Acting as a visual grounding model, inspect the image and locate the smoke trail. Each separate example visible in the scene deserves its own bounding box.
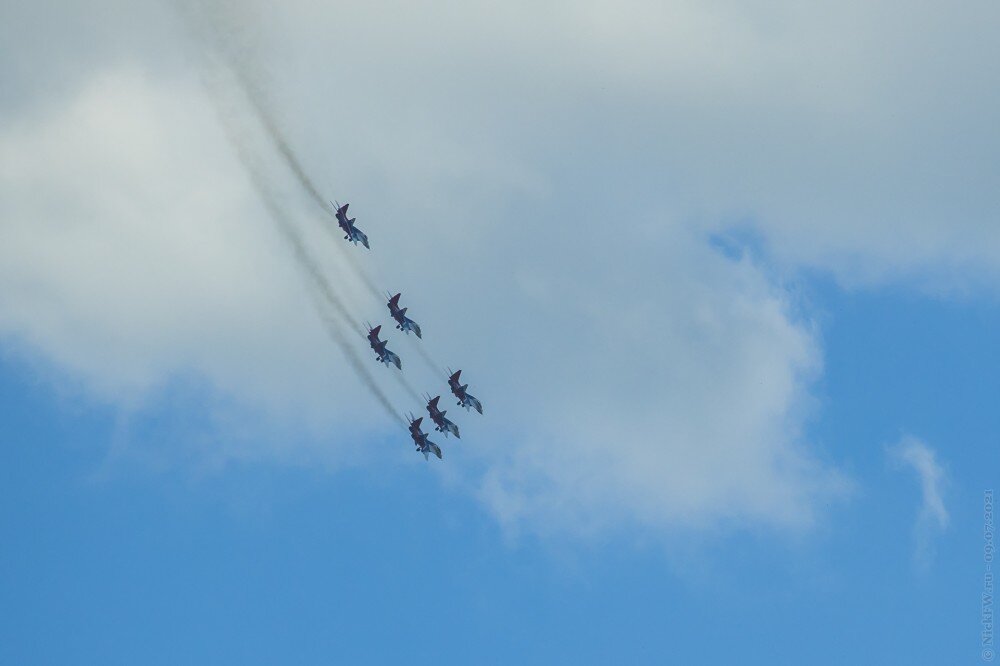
[173,0,384,301]
[406,335,448,381]
[178,1,437,424]
[195,61,406,429]
[222,47,387,303]
[252,179,403,425]
[214,44,434,410]
[243,157,406,428]
[250,96,386,305]
[320,221,386,303]
[231,67,326,209]
[394,366,426,406]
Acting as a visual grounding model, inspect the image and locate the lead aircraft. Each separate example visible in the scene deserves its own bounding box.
[331,201,370,249]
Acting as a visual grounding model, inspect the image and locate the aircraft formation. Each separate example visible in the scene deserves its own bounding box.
[333,201,483,461]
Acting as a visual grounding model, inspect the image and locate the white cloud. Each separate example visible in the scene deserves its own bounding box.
[263,0,1000,288]
[0,60,849,534]
[0,67,406,461]
[476,241,847,535]
[888,436,949,569]
[5,0,995,536]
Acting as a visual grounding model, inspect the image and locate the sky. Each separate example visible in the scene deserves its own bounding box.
[0,0,996,663]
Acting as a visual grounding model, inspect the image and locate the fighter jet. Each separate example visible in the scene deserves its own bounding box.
[386,292,422,338]
[331,201,370,249]
[425,395,460,439]
[408,415,442,460]
[366,324,401,369]
[447,369,483,414]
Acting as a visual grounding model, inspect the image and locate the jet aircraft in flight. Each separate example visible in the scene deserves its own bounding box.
[386,292,422,338]
[425,395,460,438]
[331,201,370,249]
[366,324,401,369]
[447,369,483,414]
[408,415,442,460]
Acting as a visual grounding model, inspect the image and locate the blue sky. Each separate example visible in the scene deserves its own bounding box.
[1,1,997,663]
[0,282,989,663]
